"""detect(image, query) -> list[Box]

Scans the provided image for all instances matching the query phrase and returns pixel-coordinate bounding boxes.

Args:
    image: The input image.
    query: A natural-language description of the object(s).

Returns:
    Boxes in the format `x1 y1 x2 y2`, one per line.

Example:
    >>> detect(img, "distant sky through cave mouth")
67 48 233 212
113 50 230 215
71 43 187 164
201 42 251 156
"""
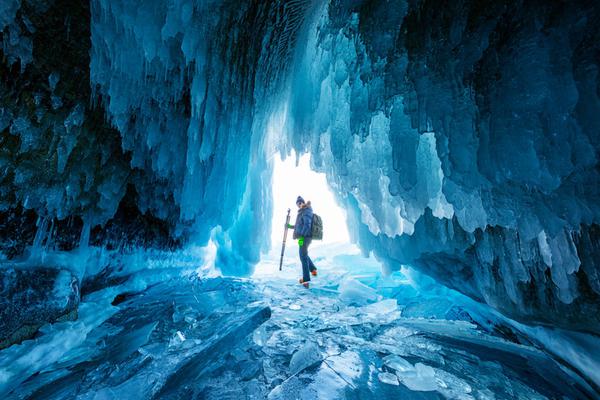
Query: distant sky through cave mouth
270 151 350 250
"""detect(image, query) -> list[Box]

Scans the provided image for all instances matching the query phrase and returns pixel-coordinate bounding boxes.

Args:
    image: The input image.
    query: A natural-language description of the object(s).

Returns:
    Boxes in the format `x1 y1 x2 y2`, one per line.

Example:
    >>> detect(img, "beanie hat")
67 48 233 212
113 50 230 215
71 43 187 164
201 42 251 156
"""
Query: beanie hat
296 196 305 205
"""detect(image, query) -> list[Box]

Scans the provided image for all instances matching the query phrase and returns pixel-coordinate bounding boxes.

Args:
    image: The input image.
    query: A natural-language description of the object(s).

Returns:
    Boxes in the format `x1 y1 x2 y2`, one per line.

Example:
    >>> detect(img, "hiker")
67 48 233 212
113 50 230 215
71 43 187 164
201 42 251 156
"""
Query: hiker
286 196 317 288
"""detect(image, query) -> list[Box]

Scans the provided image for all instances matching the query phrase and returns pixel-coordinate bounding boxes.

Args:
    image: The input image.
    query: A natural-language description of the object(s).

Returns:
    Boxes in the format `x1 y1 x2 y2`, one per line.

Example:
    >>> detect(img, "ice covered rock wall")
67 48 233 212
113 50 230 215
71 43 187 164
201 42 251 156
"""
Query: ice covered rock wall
2 0 599 332
88 0 317 273
1 0 317 272
286 0 600 332
0 0 135 253
0 267 79 349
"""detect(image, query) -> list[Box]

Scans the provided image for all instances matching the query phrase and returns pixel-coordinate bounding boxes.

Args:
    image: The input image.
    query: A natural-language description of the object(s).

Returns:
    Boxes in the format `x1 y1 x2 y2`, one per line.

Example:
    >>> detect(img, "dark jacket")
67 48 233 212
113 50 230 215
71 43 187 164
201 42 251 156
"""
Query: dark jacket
293 203 313 239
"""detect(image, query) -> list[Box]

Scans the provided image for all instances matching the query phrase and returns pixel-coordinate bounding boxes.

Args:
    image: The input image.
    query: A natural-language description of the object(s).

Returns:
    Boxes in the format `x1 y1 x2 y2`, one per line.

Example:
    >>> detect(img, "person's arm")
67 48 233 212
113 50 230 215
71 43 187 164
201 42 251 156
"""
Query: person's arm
288 215 298 229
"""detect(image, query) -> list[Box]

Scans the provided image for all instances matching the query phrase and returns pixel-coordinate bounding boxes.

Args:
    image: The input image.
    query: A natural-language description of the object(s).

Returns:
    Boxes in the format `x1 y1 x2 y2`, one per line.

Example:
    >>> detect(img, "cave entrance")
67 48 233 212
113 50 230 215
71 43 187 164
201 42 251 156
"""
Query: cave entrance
269 150 350 252
256 148 381 279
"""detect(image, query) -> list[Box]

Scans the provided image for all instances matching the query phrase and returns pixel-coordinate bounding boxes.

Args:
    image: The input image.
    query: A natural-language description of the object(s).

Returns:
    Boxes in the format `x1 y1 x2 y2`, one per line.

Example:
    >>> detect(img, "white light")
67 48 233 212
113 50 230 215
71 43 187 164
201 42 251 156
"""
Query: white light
270 150 350 250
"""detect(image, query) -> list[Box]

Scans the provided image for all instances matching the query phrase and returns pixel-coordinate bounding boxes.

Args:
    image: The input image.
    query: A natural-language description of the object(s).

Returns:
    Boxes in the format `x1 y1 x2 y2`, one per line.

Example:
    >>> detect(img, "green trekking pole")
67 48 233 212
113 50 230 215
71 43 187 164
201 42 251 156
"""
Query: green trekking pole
279 208 291 271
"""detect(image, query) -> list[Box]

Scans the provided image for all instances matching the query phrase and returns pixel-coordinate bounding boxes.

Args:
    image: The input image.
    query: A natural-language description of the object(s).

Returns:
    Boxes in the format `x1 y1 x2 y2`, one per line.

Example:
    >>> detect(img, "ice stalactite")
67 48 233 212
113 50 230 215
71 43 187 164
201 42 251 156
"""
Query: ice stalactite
88 0 318 273
285 0 600 332
1 0 599 333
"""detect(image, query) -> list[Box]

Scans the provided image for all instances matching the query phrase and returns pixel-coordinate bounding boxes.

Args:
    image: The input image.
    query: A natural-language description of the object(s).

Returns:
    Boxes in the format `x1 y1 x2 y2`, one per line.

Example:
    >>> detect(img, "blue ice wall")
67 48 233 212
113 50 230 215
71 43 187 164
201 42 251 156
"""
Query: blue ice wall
2 0 600 331
87 0 318 274
2 0 317 270
285 0 600 332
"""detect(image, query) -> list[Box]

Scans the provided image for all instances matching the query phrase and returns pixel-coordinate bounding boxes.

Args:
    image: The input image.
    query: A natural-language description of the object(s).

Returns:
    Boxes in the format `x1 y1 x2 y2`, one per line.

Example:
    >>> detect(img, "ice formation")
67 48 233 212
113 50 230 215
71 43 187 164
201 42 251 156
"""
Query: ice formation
1 0 600 396
283 0 600 332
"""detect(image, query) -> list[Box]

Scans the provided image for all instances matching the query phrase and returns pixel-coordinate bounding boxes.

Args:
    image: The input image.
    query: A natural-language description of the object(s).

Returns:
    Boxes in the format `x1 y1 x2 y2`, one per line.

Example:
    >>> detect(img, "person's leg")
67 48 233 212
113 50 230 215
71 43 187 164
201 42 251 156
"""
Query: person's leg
305 238 316 272
299 241 310 282
308 257 316 272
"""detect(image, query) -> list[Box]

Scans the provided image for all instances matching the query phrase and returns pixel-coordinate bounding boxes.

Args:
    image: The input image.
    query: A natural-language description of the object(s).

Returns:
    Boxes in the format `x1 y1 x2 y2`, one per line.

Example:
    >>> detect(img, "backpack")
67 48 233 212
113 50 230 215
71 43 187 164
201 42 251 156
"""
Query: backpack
311 213 323 240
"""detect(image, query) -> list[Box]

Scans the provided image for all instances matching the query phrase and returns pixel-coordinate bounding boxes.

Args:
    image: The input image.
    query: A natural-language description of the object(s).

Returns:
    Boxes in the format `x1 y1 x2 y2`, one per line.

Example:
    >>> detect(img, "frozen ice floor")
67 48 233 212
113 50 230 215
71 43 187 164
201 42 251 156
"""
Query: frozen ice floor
0 243 598 399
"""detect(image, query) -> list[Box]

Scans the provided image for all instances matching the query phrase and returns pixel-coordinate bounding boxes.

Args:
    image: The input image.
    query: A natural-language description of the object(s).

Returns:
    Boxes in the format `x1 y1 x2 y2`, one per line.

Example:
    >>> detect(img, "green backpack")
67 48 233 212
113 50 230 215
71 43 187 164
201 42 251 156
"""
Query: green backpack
311 213 323 240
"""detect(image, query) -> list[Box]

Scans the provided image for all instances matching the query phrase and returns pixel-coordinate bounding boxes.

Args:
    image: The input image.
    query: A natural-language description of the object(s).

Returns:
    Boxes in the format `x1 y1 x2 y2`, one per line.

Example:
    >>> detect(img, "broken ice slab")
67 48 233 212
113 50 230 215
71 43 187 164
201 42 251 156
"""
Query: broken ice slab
155 305 271 398
396 362 437 392
433 369 474 399
268 352 360 400
338 277 381 306
383 354 413 373
269 347 444 399
361 299 400 323
319 299 400 328
4 277 271 399
289 342 323 375
378 371 399 385
252 324 269 346
168 330 186 347
391 319 598 399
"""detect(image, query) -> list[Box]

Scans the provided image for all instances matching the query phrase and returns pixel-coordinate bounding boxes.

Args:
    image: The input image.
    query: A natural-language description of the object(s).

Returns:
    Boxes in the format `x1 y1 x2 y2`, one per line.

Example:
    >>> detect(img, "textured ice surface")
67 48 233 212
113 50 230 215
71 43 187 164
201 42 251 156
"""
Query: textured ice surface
0 267 79 349
338 277 381 306
254 244 599 398
281 0 600 331
2 0 600 375
1 243 598 399
0 274 270 398
377 371 399 386
289 342 323 375
396 362 437 392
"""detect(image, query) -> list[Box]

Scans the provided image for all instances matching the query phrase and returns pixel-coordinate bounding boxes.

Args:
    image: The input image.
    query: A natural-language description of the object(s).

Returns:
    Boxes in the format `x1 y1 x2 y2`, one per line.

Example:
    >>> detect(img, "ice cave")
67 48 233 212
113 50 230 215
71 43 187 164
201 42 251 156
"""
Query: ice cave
1 0 599 398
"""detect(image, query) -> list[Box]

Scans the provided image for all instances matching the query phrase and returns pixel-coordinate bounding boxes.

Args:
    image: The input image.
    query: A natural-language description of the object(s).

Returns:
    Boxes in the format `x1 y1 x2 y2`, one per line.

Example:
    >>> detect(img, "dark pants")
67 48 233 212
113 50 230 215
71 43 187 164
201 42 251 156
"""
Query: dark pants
299 237 316 282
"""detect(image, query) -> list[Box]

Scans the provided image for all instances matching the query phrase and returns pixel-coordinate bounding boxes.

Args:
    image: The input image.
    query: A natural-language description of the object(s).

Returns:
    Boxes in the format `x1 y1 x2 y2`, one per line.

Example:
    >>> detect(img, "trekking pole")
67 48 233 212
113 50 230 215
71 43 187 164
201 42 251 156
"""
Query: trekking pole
279 208 291 271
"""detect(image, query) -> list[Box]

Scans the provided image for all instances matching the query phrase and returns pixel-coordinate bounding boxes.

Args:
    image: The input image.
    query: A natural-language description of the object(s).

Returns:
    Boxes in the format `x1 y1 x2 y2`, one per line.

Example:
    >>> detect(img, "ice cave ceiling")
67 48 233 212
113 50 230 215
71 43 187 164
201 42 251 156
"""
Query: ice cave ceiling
1 0 600 333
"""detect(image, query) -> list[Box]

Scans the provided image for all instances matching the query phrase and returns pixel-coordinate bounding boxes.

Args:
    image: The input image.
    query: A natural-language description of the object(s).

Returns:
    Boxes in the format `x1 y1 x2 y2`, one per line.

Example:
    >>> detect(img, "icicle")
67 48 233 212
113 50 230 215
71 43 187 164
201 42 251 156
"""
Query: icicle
32 216 47 249
45 218 55 252
30 216 49 260
79 219 91 249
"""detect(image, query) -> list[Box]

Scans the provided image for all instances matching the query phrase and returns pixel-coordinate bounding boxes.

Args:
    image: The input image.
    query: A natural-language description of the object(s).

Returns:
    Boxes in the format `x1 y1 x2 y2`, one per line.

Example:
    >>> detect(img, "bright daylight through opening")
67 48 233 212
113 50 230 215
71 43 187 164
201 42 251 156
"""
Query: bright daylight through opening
269 151 350 250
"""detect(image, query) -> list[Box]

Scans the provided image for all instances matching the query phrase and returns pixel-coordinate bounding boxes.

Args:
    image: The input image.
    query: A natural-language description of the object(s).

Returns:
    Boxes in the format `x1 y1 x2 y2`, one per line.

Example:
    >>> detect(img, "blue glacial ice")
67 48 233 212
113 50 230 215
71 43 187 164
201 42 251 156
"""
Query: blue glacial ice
1 0 598 331
282 0 600 332
1 244 598 398
1 0 600 398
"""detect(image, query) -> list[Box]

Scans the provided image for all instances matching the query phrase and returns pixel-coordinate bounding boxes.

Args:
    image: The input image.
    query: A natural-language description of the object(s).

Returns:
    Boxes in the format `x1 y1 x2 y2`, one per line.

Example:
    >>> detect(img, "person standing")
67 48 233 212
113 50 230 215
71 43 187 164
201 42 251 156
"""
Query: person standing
286 196 317 288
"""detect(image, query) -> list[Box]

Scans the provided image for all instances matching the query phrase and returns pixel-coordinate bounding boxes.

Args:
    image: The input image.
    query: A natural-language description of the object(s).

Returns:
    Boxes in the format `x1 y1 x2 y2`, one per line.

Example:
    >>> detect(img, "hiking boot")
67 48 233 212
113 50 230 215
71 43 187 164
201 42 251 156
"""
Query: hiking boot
299 278 310 288
311 269 318 277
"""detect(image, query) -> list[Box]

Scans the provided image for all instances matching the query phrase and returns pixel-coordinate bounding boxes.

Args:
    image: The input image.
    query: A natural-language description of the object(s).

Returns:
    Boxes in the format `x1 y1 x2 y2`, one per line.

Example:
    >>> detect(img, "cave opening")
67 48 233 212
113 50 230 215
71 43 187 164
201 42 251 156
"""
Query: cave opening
253 148 379 280
269 150 350 250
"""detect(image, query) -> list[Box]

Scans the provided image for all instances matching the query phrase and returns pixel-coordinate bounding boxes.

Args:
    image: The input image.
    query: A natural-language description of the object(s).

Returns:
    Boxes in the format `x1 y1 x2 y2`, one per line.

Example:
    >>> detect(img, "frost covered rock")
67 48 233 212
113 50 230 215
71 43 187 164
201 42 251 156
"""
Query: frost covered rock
0 267 79 349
